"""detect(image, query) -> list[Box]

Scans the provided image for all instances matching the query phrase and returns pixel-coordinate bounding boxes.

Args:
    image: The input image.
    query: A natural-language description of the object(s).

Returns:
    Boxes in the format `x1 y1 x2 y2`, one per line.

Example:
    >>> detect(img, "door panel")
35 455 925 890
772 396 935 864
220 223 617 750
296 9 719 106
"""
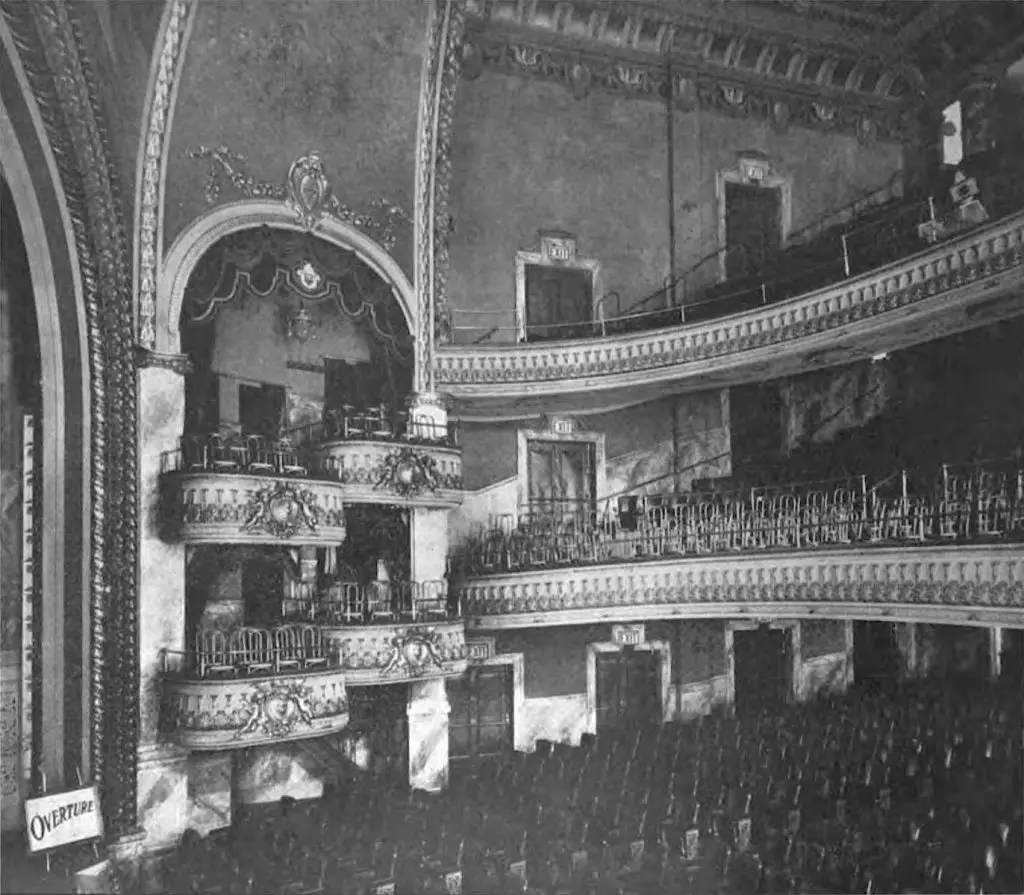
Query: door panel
596 650 659 734
449 666 512 759
725 182 782 281
734 628 788 715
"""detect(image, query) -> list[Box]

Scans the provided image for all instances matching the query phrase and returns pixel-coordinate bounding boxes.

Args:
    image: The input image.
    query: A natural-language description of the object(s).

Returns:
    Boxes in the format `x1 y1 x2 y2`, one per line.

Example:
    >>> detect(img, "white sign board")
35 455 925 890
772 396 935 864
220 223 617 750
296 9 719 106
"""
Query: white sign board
25 786 103 853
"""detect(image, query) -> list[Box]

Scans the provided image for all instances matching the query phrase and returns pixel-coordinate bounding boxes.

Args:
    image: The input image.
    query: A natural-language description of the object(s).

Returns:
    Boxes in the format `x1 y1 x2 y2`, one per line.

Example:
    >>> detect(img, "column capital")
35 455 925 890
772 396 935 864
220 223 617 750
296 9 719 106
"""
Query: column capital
135 345 193 376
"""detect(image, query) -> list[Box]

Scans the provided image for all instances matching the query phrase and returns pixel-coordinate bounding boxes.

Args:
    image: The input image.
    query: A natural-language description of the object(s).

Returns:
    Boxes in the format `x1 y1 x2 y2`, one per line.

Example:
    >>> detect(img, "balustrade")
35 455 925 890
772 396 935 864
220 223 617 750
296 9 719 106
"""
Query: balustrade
280 579 456 626
456 460 1024 577
161 623 333 679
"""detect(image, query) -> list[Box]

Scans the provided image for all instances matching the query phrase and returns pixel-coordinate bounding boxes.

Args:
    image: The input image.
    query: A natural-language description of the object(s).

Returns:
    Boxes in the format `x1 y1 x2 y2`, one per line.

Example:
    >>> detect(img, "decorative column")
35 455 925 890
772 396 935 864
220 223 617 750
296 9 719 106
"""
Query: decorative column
989 627 1003 679
135 352 191 850
895 623 919 679
407 678 450 793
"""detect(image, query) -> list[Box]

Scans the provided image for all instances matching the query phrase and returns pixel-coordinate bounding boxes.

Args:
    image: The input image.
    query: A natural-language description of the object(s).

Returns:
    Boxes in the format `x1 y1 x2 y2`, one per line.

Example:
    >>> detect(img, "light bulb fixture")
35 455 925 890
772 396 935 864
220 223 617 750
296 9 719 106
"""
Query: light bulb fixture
286 304 317 343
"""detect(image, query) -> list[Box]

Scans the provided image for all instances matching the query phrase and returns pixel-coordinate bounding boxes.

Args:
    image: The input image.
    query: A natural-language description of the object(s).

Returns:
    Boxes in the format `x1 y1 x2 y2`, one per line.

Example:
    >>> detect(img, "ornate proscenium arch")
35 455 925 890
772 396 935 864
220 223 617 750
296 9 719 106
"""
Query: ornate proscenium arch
157 200 417 358
1 1 139 839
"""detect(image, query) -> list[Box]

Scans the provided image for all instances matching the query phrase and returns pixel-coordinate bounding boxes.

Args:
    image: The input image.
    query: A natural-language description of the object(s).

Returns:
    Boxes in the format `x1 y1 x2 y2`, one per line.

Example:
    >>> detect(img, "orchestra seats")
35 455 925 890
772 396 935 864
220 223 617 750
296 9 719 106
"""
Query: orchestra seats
155 673 1022 894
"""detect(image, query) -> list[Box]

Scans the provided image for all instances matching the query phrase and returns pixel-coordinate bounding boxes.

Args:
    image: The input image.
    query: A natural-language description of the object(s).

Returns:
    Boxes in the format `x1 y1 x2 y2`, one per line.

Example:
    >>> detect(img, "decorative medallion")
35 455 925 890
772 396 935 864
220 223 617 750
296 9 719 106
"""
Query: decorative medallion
236 680 317 738
286 153 332 229
374 447 442 498
241 483 322 538
382 628 446 677
567 61 593 100
293 260 325 294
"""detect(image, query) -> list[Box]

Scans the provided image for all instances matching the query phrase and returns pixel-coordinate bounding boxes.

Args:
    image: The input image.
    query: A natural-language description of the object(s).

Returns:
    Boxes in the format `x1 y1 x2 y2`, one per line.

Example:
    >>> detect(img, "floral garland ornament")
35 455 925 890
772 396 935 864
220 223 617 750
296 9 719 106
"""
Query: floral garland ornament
188 146 410 251
237 680 315 738
241 483 323 538
374 447 442 498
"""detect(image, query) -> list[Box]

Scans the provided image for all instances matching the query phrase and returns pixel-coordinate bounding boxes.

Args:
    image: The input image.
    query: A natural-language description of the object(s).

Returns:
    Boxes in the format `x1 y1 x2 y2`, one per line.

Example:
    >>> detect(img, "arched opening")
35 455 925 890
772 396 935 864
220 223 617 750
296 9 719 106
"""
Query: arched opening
1 175 41 832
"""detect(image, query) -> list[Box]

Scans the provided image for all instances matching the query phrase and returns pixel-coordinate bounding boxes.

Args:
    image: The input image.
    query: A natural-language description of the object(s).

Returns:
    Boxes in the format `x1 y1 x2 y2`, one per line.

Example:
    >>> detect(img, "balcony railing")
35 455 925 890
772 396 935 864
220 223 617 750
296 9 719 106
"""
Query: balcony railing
162 623 334 680
454 459 1024 577
447 171 1020 346
280 579 458 625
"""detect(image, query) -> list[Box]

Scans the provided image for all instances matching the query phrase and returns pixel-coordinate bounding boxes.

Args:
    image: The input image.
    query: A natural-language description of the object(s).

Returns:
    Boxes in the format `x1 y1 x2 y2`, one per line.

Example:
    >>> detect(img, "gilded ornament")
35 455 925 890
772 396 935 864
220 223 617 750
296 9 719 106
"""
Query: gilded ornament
382 628 446 677
374 447 443 498
241 484 323 539
237 680 316 738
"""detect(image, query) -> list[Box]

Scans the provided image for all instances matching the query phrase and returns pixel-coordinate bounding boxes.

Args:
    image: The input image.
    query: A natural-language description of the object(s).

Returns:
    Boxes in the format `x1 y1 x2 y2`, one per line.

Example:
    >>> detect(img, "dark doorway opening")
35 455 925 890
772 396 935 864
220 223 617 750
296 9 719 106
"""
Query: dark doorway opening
349 685 408 783
725 181 782 281
853 621 901 692
241 553 285 627
733 626 790 715
449 665 514 760
239 382 286 440
524 264 593 341
595 649 660 734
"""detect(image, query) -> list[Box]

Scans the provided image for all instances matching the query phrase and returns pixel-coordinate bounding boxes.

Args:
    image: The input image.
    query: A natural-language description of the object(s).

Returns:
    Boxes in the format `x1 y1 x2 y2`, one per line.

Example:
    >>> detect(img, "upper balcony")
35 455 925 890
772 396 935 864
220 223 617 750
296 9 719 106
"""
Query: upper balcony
438 202 1024 419
452 458 1024 628
159 408 464 543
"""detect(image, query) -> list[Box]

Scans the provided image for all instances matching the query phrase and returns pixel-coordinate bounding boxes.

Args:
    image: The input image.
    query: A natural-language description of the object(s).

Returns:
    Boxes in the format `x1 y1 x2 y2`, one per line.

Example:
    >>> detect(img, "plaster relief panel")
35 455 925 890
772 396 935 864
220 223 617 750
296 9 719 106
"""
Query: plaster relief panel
164 0 429 272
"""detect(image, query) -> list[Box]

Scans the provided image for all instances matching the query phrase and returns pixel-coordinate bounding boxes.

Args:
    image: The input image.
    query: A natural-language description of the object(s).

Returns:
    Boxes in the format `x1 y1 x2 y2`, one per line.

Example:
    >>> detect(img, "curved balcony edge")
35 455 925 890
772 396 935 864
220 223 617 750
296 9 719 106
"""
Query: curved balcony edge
436 213 1024 406
313 439 464 509
456 543 1024 630
160 666 349 751
323 619 468 685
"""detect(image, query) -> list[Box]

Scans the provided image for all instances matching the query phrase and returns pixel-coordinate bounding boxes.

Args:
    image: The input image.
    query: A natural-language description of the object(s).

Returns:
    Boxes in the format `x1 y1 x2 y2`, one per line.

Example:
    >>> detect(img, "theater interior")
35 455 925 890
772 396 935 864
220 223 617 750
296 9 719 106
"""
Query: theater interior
1 1 1023 893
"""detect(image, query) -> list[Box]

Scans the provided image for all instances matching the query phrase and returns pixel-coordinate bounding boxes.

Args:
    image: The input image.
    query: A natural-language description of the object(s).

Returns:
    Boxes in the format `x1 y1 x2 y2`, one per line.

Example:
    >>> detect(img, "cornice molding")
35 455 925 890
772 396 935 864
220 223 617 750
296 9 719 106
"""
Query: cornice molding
463 0 922 136
435 212 1024 405
457 544 1024 631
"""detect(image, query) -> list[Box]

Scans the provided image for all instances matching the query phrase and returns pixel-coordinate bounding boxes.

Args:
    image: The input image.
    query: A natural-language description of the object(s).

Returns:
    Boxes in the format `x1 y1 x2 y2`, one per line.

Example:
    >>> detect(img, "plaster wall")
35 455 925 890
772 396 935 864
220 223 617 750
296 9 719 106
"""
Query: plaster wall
164 0 427 274
447 71 904 342
452 390 732 545
205 291 372 429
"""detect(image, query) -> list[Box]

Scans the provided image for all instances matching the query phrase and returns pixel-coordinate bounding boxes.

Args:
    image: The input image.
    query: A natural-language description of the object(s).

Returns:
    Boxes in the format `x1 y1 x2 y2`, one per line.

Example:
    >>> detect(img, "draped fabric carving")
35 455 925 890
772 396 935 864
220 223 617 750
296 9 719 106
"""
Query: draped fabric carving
182 226 412 362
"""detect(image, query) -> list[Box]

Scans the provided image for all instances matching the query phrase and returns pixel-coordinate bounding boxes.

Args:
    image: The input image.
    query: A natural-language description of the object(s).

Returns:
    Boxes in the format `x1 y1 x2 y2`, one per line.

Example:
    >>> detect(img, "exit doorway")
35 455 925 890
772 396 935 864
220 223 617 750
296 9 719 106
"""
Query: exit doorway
595 648 660 734
733 625 792 716
449 665 514 760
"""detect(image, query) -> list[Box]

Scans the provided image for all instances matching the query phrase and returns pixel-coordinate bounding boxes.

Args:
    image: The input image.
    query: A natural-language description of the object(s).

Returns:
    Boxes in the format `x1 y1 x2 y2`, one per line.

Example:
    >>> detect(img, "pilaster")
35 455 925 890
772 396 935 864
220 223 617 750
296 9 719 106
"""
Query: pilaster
407 678 450 792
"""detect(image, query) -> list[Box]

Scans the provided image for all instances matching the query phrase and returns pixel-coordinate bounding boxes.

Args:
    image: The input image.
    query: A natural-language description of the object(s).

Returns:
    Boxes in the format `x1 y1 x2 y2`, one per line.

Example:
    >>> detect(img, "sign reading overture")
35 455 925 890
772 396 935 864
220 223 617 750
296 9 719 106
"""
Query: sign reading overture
24 786 103 853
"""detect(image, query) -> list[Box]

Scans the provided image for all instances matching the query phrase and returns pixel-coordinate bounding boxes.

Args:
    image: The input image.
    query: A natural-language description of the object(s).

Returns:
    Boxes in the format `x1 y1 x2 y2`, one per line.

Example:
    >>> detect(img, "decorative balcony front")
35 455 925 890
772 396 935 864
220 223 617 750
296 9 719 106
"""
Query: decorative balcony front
454 460 1024 628
458 544 1024 630
160 626 349 750
280 580 469 685
437 212 1024 417
160 470 348 545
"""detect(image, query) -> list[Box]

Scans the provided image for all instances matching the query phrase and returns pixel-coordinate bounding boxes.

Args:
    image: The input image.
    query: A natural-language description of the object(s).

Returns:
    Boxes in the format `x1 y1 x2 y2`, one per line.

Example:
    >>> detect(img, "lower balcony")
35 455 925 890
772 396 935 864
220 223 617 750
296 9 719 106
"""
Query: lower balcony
456 544 1024 630
160 654 350 751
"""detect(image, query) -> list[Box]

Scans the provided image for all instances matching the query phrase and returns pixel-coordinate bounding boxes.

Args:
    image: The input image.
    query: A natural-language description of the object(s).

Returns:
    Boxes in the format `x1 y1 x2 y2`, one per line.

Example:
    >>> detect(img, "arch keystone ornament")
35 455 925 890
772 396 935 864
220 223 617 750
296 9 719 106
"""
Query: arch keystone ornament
286 153 331 230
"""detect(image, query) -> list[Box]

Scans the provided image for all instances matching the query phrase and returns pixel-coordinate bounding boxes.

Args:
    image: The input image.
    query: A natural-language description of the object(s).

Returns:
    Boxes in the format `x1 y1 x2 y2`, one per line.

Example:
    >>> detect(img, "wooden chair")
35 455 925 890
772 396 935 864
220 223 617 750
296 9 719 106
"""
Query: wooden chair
274 625 303 671
245 434 275 474
196 628 236 678
238 627 275 675
299 625 328 669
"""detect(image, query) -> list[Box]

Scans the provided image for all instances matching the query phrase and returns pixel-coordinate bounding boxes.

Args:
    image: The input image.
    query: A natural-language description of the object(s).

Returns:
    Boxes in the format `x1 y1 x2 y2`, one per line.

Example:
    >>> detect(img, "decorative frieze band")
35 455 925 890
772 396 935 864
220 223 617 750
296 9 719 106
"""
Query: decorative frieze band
436 213 1024 390
457 545 1024 629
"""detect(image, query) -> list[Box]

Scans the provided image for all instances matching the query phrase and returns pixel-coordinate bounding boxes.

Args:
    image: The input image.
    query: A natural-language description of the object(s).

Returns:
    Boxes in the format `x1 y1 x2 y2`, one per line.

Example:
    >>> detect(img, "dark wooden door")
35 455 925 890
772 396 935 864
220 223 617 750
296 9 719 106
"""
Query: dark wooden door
725 182 782 281
853 621 900 689
449 665 513 759
733 627 789 715
595 649 660 734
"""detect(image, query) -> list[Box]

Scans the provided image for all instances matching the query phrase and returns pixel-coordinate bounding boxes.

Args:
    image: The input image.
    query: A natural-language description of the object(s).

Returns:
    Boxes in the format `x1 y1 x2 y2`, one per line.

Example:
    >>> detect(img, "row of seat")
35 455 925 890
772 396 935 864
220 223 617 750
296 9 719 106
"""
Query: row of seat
154 671 1022 894
456 462 1024 576
184 624 329 678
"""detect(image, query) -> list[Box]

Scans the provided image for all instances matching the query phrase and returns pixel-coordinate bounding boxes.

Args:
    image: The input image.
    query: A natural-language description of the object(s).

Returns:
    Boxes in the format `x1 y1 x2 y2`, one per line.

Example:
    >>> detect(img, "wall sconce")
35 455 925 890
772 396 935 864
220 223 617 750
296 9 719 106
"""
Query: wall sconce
286 304 318 343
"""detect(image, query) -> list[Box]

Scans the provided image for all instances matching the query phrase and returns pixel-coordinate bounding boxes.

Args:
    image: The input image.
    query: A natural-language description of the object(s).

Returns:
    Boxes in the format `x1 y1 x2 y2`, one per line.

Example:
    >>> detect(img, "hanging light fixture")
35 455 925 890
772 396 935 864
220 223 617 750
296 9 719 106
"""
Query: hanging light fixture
286 303 318 343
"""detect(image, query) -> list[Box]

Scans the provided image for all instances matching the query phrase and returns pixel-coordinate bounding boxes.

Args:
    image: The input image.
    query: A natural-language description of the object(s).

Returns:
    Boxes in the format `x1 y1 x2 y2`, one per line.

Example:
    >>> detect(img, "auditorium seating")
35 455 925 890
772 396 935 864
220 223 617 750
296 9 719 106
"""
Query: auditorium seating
155 673 1022 894
455 458 1024 577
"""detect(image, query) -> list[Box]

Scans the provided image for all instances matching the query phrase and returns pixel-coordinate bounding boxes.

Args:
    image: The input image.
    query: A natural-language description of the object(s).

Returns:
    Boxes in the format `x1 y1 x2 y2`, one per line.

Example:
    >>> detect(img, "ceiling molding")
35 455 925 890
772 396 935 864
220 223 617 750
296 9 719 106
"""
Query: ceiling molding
464 0 923 131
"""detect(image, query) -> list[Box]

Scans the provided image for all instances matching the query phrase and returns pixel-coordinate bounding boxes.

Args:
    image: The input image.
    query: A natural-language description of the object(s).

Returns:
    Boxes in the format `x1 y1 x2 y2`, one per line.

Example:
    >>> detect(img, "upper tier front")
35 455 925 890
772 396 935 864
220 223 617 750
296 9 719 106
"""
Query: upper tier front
438 213 1024 420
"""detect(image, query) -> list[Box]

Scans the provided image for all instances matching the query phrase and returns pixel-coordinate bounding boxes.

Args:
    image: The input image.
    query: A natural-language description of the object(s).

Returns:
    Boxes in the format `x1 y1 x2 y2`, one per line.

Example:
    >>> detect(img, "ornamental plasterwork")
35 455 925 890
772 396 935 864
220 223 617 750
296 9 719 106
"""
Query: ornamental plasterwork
236 679 316 738
381 627 447 677
138 0 197 350
463 34 910 143
374 447 444 498
435 214 1024 389
188 147 410 251
464 0 921 132
240 483 324 539
327 622 468 684
455 546 1024 626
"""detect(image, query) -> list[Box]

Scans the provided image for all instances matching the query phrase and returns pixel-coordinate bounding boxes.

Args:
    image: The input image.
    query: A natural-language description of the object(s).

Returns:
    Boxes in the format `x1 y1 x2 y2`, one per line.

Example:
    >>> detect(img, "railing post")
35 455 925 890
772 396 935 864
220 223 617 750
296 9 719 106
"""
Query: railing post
841 233 851 278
